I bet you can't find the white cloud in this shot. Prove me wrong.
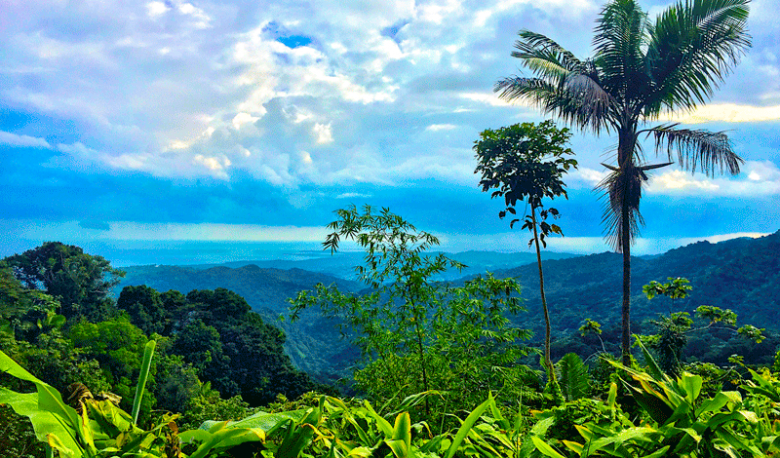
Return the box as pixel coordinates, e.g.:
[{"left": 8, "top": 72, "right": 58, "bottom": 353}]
[
  {"left": 232, "top": 112, "right": 259, "bottom": 130},
  {"left": 336, "top": 192, "right": 373, "bottom": 199},
  {"left": 661, "top": 103, "right": 780, "bottom": 123},
  {"left": 572, "top": 167, "right": 609, "bottom": 187},
  {"left": 0, "top": 130, "right": 51, "bottom": 148},
  {"left": 0, "top": 0, "right": 776, "bottom": 194},
  {"left": 646, "top": 161, "right": 780, "bottom": 197},
  {"left": 458, "top": 92, "right": 515, "bottom": 107},
  {"left": 426, "top": 123, "right": 457, "bottom": 131},
  {"left": 177, "top": 2, "right": 211, "bottom": 29},
  {"left": 313, "top": 122, "right": 333, "bottom": 144},
  {"left": 193, "top": 154, "right": 231, "bottom": 178},
  {"left": 9, "top": 219, "right": 332, "bottom": 243},
  {"left": 647, "top": 170, "right": 721, "bottom": 192},
  {"left": 146, "top": 1, "right": 169, "bottom": 18},
  {"left": 441, "top": 231, "right": 772, "bottom": 255}
]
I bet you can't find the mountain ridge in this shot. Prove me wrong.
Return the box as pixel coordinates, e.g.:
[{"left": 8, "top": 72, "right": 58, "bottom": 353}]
[{"left": 114, "top": 231, "right": 780, "bottom": 379}]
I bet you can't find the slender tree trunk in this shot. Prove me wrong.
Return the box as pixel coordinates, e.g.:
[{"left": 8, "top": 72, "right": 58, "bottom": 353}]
[
  {"left": 413, "top": 314, "right": 430, "bottom": 415},
  {"left": 531, "top": 207, "right": 554, "bottom": 379},
  {"left": 617, "top": 125, "right": 636, "bottom": 367},
  {"left": 621, "top": 203, "right": 632, "bottom": 367}
]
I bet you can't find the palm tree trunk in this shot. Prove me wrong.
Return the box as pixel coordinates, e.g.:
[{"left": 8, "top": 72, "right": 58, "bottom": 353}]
[
  {"left": 531, "top": 207, "right": 554, "bottom": 379},
  {"left": 621, "top": 203, "right": 631, "bottom": 366}
]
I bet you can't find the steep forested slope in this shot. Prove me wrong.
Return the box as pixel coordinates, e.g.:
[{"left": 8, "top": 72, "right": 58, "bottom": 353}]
[
  {"left": 115, "top": 232, "right": 780, "bottom": 378},
  {"left": 487, "top": 231, "right": 780, "bottom": 336},
  {"left": 478, "top": 231, "right": 780, "bottom": 364},
  {"left": 118, "top": 264, "right": 360, "bottom": 310},
  {"left": 116, "top": 265, "right": 362, "bottom": 380}
]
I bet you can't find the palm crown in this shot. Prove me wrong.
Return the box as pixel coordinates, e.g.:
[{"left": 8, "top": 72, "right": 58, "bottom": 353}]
[{"left": 496, "top": 0, "right": 750, "bottom": 363}]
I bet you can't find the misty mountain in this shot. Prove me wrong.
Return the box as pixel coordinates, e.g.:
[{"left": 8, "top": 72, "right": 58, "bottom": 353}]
[{"left": 114, "top": 232, "right": 780, "bottom": 380}]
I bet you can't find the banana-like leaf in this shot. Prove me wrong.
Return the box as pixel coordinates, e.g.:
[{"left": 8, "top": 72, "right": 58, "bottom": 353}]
[
  {"left": 0, "top": 350, "right": 94, "bottom": 457},
  {"left": 679, "top": 372, "right": 702, "bottom": 404},
  {"left": 364, "top": 401, "right": 395, "bottom": 437},
  {"left": 562, "top": 439, "right": 583, "bottom": 454},
  {"left": 640, "top": 445, "right": 670, "bottom": 458},
  {"left": 443, "top": 395, "right": 494, "bottom": 458},
  {"left": 185, "top": 427, "right": 267, "bottom": 458},
  {"left": 215, "top": 410, "right": 307, "bottom": 431},
  {"left": 392, "top": 412, "right": 412, "bottom": 443},
  {"left": 696, "top": 391, "right": 740, "bottom": 417},
  {"left": 275, "top": 405, "right": 322, "bottom": 458},
  {"left": 531, "top": 436, "right": 566, "bottom": 458}
]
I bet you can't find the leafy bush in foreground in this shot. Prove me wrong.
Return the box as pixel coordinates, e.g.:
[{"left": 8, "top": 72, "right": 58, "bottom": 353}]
[{"left": 9, "top": 338, "right": 780, "bottom": 458}]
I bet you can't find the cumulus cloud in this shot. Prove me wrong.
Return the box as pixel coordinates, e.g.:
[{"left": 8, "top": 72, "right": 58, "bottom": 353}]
[
  {"left": 0, "top": 0, "right": 606, "bottom": 189},
  {"left": 646, "top": 161, "right": 780, "bottom": 197},
  {"left": 313, "top": 123, "right": 334, "bottom": 144},
  {"left": 2, "top": 0, "right": 779, "bottom": 245}
]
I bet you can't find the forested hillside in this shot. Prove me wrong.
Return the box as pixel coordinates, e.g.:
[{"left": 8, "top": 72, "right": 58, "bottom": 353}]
[
  {"left": 486, "top": 231, "right": 779, "bottom": 331},
  {"left": 117, "top": 264, "right": 361, "bottom": 310},
  {"left": 483, "top": 231, "right": 780, "bottom": 363},
  {"left": 152, "top": 250, "right": 576, "bottom": 281},
  {"left": 113, "top": 231, "right": 780, "bottom": 379},
  {"left": 116, "top": 264, "right": 362, "bottom": 380}
]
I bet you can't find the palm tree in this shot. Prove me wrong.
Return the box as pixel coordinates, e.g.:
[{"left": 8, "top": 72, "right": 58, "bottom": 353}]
[{"left": 496, "top": 0, "right": 749, "bottom": 365}]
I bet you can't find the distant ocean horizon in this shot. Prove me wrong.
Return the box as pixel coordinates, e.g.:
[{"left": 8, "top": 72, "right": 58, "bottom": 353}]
[
  {"left": 3, "top": 240, "right": 343, "bottom": 268},
  {"left": 2, "top": 239, "right": 552, "bottom": 268}
]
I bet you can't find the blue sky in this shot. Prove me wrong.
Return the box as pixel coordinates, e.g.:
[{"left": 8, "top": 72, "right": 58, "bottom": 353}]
[{"left": 1, "top": 0, "right": 779, "bottom": 262}]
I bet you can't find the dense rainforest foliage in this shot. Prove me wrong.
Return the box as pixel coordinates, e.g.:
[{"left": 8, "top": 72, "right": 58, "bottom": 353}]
[
  {"left": 2, "top": 224, "right": 780, "bottom": 458},
  {"left": 0, "top": 242, "right": 323, "bottom": 457},
  {"left": 2, "top": 0, "right": 777, "bottom": 456},
  {"left": 113, "top": 229, "right": 780, "bottom": 383}
]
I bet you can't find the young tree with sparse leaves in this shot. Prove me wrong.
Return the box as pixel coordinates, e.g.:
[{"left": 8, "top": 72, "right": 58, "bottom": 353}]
[{"left": 474, "top": 120, "right": 577, "bottom": 380}]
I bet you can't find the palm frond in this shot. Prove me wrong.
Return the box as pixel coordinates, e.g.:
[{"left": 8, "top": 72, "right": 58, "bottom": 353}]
[
  {"left": 498, "top": 30, "right": 617, "bottom": 133},
  {"left": 512, "top": 30, "right": 585, "bottom": 77},
  {"left": 496, "top": 76, "right": 614, "bottom": 134},
  {"left": 645, "top": 0, "right": 751, "bottom": 115},
  {"left": 557, "top": 353, "right": 591, "bottom": 401},
  {"left": 649, "top": 124, "right": 743, "bottom": 176},
  {"left": 598, "top": 165, "right": 646, "bottom": 252},
  {"left": 593, "top": 0, "right": 651, "bottom": 102}
]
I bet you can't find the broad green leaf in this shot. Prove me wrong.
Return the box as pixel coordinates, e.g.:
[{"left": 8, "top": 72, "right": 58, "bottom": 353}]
[
  {"left": 365, "top": 402, "right": 394, "bottom": 438},
  {"left": 187, "top": 428, "right": 267, "bottom": 458},
  {"left": 348, "top": 446, "right": 373, "bottom": 457},
  {"left": 640, "top": 446, "right": 670, "bottom": 458},
  {"left": 443, "top": 395, "right": 494, "bottom": 458},
  {"left": 738, "top": 410, "right": 759, "bottom": 423},
  {"left": 275, "top": 406, "right": 321, "bottom": 458},
  {"left": 0, "top": 351, "right": 91, "bottom": 457},
  {"left": 223, "top": 410, "right": 307, "bottom": 431},
  {"left": 679, "top": 372, "right": 702, "bottom": 403},
  {"left": 607, "top": 382, "right": 617, "bottom": 411},
  {"left": 386, "top": 439, "right": 412, "bottom": 458},
  {"left": 531, "top": 436, "right": 566, "bottom": 458},
  {"left": 392, "top": 412, "right": 412, "bottom": 445},
  {"left": 575, "top": 425, "right": 594, "bottom": 442},
  {"left": 531, "top": 416, "right": 555, "bottom": 436},
  {"left": 132, "top": 340, "right": 156, "bottom": 425},
  {"left": 696, "top": 391, "right": 740, "bottom": 416},
  {"left": 562, "top": 440, "right": 583, "bottom": 454}
]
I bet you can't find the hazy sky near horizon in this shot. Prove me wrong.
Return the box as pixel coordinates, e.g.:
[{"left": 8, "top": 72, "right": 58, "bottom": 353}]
[{"left": 1, "top": 0, "right": 779, "bottom": 260}]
